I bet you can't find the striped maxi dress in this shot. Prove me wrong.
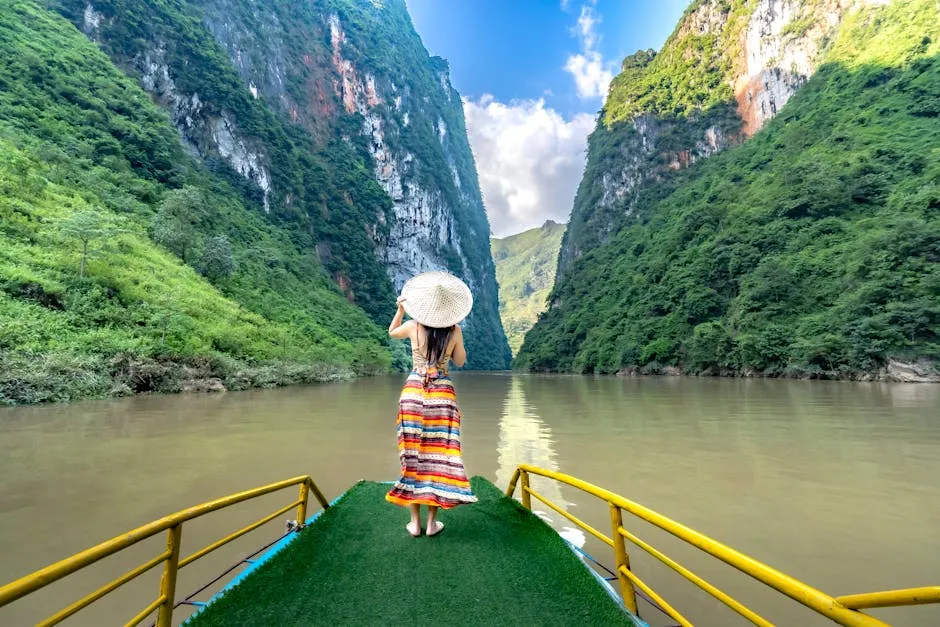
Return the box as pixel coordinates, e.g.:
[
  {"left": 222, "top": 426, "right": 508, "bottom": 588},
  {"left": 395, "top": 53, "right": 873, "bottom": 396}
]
[{"left": 386, "top": 360, "right": 477, "bottom": 509}]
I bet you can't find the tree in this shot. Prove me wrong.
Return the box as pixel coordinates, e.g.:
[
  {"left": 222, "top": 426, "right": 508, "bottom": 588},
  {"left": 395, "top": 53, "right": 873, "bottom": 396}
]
[
  {"left": 58, "top": 209, "right": 117, "bottom": 277},
  {"left": 150, "top": 186, "right": 206, "bottom": 262},
  {"left": 146, "top": 290, "right": 181, "bottom": 349},
  {"left": 151, "top": 211, "right": 199, "bottom": 262},
  {"left": 199, "top": 235, "right": 236, "bottom": 281}
]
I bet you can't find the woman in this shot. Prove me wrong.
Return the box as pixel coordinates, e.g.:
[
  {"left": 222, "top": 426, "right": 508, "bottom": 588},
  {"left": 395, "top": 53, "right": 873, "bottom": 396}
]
[{"left": 386, "top": 271, "right": 478, "bottom": 537}]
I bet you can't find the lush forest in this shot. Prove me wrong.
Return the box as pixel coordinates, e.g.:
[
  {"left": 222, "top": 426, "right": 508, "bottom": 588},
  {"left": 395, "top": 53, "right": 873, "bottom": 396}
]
[
  {"left": 491, "top": 221, "right": 565, "bottom": 356},
  {"left": 518, "top": 1, "right": 940, "bottom": 380},
  {"left": 0, "top": 0, "right": 397, "bottom": 404}
]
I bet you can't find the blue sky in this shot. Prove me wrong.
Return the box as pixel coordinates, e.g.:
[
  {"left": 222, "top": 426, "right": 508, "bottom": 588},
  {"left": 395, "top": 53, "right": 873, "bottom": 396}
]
[
  {"left": 407, "top": 0, "right": 688, "bottom": 117},
  {"left": 405, "top": 0, "right": 689, "bottom": 237}
]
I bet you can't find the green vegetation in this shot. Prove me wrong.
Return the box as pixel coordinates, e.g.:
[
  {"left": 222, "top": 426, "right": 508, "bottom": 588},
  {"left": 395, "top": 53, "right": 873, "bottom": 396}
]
[
  {"left": 604, "top": 0, "right": 751, "bottom": 125},
  {"left": 1, "top": 0, "right": 512, "bottom": 403},
  {"left": 558, "top": 0, "right": 757, "bottom": 277},
  {"left": 186, "top": 478, "right": 632, "bottom": 626},
  {"left": 57, "top": 208, "right": 123, "bottom": 278},
  {"left": 0, "top": 0, "right": 394, "bottom": 404},
  {"left": 491, "top": 221, "right": 566, "bottom": 356},
  {"left": 518, "top": 1, "right": 940, "bottom": 379},
  {"left": 557, "top": 99, "right": 741, "bottom": 276}
]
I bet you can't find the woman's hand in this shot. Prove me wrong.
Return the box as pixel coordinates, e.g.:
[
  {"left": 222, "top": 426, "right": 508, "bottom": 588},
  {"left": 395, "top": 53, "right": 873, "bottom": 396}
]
[{"left": 389, "top": 297, "right": 408, "bottom": 338}]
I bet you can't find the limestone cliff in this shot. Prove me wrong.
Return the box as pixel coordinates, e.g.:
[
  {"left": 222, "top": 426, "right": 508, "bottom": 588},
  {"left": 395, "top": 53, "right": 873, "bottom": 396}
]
[
  {"left": 52, "top": 0, "right": 510, "bottom": 368},
  {"left": 558, "top": 0, "right": 878, "bottom": 277}
]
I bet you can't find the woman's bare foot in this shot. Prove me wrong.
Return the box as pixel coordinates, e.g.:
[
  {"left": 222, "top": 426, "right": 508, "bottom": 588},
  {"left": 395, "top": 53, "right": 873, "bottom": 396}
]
[
  {"left": 406, "top": 521, "right": 421, "bottom": 537},
  {"left": 426, "top": 520, "right": 444, "bottom": 537}
]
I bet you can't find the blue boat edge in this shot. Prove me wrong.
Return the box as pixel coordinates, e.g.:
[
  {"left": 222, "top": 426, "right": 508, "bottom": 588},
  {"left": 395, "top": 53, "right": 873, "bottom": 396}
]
[{"left": 180, "top": 482, "right": 361, "bottom": 624}]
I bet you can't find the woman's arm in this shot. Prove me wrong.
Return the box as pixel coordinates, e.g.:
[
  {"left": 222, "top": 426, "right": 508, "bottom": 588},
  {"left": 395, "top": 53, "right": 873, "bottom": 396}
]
[
  {"left": 450, "top": 325, "right": 467, "bottom": 367},
  {"left": 388, "top": 299, "right": 414, "bottom": 339}
]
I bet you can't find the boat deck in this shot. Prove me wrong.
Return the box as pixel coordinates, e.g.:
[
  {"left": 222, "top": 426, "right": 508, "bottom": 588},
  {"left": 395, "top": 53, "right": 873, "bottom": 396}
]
[{"left": 185, "top": 477, "right": 633, "bottom": 626}]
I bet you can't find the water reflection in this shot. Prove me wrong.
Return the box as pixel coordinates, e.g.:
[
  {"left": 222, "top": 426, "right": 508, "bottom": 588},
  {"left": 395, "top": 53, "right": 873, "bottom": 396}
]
[{"left": 495, "top": 377, "right": 586, "bottom": 547}]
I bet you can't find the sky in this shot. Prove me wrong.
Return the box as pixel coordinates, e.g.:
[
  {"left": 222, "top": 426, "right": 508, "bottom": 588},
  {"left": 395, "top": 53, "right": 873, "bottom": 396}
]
[{"left": 405, "top": 0, "right": 689, "bottom": 238}]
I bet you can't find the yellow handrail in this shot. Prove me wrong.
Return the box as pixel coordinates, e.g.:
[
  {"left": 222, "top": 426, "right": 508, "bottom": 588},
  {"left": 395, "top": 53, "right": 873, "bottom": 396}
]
[
  {"left": 0, "top": 475, "right": 329, "bottom": 627},
  {"left": 507, "top": 464, "right": 940, "bottom": 626},
  {"left": 836, "top": 587, "right": 940, "bottom": 610}
]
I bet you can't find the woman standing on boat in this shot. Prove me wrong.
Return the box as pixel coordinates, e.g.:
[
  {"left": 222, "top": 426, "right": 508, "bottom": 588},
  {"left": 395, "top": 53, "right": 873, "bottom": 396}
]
[{"left": 386, "top": 271, "right": 478, "bottom": 537}]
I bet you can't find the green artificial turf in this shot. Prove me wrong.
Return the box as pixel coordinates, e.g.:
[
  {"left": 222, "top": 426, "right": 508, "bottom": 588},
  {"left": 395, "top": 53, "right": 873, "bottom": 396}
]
[{"left": 185, "top": 477, "right": 632, "bottom": 626}]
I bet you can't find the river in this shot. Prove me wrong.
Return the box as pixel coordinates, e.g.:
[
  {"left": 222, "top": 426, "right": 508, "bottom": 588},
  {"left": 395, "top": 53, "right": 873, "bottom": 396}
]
[{"left": 1, "top": 374, "right": 938, "bottom": 626}]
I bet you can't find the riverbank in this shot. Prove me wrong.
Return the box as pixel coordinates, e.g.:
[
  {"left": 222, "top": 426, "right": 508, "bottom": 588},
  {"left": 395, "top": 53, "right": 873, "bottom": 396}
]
[
  {"left": 0, "top": 351, "right": 383, "bottom": 406},
  {"left": 611, "top": 357, "right": 940, "bottom": 383},
  {"left": 8, "top": 351, "right": 937, "bottom": 407}
]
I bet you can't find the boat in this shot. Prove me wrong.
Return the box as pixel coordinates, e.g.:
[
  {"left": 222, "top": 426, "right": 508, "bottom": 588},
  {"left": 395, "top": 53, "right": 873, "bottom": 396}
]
[{"left": 1, "top": 464, "right": 937, "bottom": 626}]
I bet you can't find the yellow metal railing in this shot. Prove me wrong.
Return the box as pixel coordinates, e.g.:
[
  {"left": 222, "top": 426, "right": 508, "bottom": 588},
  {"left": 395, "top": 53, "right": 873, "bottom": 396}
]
[
  {"left": 0, "top": 475, "right": 329, "bottom": 627},
  {"left": 507, "top": 465, "right": 940, "bottom": 627}
]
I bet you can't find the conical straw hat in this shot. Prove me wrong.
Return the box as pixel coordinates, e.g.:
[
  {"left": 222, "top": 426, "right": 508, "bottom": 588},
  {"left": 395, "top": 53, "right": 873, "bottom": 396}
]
[{"left": 400, "top": 271, "right": 473, "bottom": 328}]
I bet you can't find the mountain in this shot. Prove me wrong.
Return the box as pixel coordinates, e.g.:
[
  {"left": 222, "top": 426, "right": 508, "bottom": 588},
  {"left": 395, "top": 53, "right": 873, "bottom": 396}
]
[
  {"left": 518, "top": 0, "right": 939, "bottom": 381},
  {"left": 0, "top": 0, "right": 508, "bottom": 404},
  {"left": 558, "top": 0, "right": 882, "bottom": 277},
  {"left": 491, "top": 221, "right": 566, "bottom": 356},
  {"left": 55, "top": 0, "right": 510, "bottom": 369}
]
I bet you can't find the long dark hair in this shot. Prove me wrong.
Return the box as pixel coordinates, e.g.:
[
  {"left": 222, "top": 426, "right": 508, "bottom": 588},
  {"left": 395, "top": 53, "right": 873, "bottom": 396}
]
[{"left": 422, "top": 324, "right": 454, "bottom": 364}]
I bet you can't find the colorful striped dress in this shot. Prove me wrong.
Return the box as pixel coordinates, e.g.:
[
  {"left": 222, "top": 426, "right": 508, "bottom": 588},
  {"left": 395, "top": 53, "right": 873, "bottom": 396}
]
[{"left": 386, "top": 345, "right": 477, "bottom": 509}]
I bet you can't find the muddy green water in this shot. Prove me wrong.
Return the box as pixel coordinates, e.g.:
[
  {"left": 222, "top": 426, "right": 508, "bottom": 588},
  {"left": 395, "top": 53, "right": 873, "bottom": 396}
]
[{"left": 1, "top": 375, "right": 938, "bottom": 626}]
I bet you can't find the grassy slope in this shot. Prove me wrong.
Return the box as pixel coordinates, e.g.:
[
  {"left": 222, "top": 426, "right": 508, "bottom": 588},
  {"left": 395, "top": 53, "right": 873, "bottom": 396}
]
[
  {"left": 0, "top": 0, "right": 393, "bottom": 404},
  {"left": 186, "top": 479, "right": 632, "bottom": 626},
  {"left": 491, "top": 222, "right": 566, "bottom": 356},
  {"left": 518, "top": 0, "right": 940, "bottom": 378}
]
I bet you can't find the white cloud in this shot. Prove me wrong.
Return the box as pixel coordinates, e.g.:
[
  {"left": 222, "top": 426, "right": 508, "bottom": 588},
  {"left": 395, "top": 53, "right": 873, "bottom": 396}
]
[
  {"left": 565, "top": 51, "right": 613, "bottom": 100},
  {"left": 463, "top": 95, "right": 595, "bottom": 238},
  {"left": 576, "top": 6, "right": 598, "bottom": 49},
  {"left": 565, "top": 4, "right": 614, "bottom": 100}
]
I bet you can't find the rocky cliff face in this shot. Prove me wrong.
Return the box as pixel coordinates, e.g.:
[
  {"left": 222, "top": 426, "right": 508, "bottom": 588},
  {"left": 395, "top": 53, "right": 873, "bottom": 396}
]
[
  {"left": 558, "top": 0, "right": 871, "bottom": 277},
  {"left": 323, "top": 15, "right": 473, "bottom": 288},
  {"left": 312, "top": 1, "right": 508, "bottom": 367},
  {"left": 53, "top": 0, "right": 510, "bottom": 368},
  {"left": 80, "top": 1, "right": 276, "bottom": 212}
]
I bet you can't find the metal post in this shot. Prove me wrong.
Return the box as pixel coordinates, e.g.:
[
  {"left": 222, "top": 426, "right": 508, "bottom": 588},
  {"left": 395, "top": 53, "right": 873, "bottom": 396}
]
[
  {"left": 520, "top": 471, "right": 531, "bottom": 510},
  {"left": 506, "top": 469, "right": 521, "bottom": 498},
  {"left": 610, "top": 503, "right": 639, "bottom": 615},
  {"left": 156, "top": 524, "right": 182, "bottom": 627},
  {"left": 296, "top": 480, "right": 310, "bottom": 528}
]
